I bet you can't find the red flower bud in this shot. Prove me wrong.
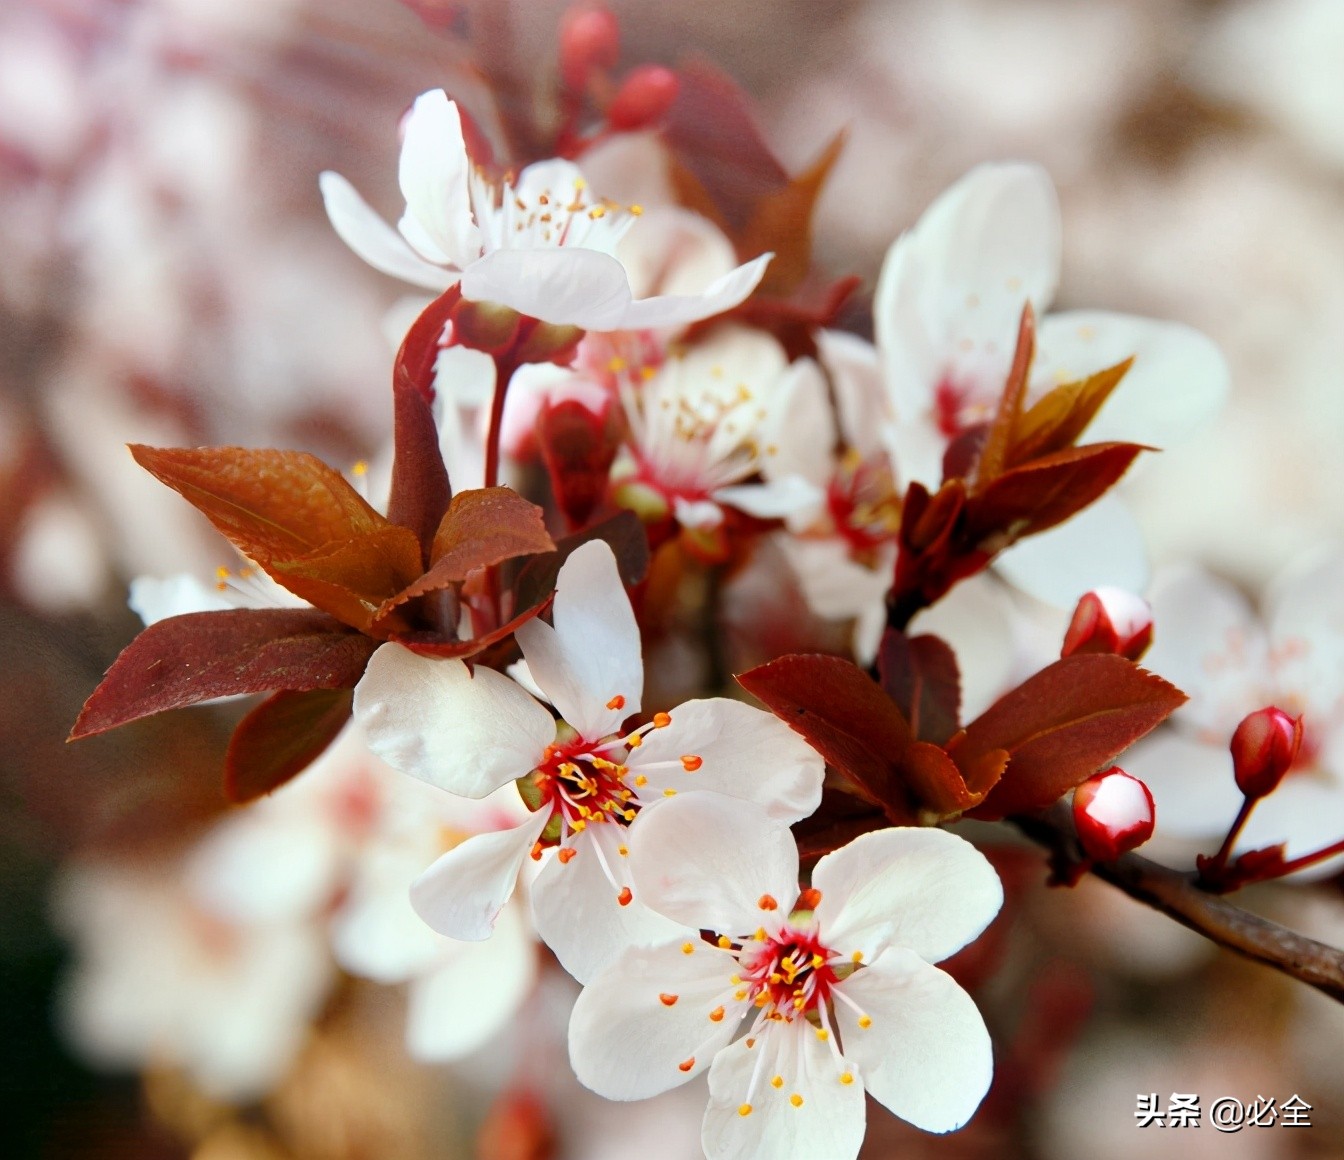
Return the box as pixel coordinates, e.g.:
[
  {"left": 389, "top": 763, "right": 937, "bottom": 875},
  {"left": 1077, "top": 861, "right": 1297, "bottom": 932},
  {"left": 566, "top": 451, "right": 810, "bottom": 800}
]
[
  {"left": 1230, "top": 706, "right": 1302, "bottom": 799},
  {"left": 1072, "top": 767, "right": 1155, "bottom": 862},
  {"left": 606, "top": 65, "right": 680, "bottom": 131},
  {"left": 1060, "top": 587, "right": 1153, "bottom": 662},
  {"left": 559, "top": 5, "right": 620, "bottom": 93}
]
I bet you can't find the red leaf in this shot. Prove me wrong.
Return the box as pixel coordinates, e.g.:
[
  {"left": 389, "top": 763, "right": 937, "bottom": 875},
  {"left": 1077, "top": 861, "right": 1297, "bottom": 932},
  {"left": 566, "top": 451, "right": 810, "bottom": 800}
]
[
  {"left": 270, "top": 528, "right": 424, "bottom": 633},
  {"left": 430, "top": 487, "right": 554, "bottom": 578},
  {"left": 737, "top": 653, "right": 911, "bottom": 807},
  {"left": 966, "top": 442, "right": 1145, "bottom": 544},
  {"left": 955, "top": 654, "right": 1187, "bottom": 819},
  {"left": 394, "top": 591, "right": 553, "bottom": 658},
  {"left": 70, "top": 609, "right": 376, "bottom": 739},
  {"left": 1008, "top": 359, "right": 1133, "bottom": 468},
  {"left": 536, "top": 399, "right": 621, "bottom": 530},
  {"left": 224, "top": 688, "right": 353, "bottom": 802},
  {"left": 973, "top": 303, "right": 1035, "bottom": 489},
  {"left": 878, "top": 631, "right": 961, "bottom": 745}
]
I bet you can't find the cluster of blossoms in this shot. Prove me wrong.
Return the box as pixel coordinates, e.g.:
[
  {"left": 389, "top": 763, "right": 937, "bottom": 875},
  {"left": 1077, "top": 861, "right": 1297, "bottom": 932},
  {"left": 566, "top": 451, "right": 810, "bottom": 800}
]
[{"left": 55, "top": 7, "right": 1344, "bottom": 1157}]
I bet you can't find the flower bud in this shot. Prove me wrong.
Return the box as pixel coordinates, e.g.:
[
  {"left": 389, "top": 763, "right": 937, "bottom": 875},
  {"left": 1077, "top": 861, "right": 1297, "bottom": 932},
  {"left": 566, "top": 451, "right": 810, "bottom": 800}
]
[
  {"left": 1072, "top": 767, "right": 1155, "bottom": 862},
  {"left": 606, "top": 65, "right": 680, "bottom": 131},
  {"left": 1230, "top": 706, "right": 1302, "bottom": 799},
  {"left": 1060, "top": 587, "right": 1153, "bottom": 662},
  {"left": 559, "top": 5, "right": 620, "bottom": 93}
]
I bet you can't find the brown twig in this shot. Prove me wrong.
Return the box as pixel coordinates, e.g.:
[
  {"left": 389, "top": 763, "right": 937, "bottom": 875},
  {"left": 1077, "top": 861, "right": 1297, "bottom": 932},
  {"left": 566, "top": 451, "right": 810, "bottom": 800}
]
[{"left": 1011, "top": 813, "right": 1344, "bottom": 1004}]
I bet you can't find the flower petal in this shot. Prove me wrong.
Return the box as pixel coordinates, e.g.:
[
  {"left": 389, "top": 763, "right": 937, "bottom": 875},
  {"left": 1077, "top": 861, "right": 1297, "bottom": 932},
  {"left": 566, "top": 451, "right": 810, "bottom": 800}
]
[
  {"left": 617, "top": 205, "right": 739, "bottom": 298},
  {"left": 614, "top": 253, "right": 772, "bottom": 331},
  {"left": 1121, "top": 730, "right": 1240, "bottom": 841},
  {"left": 992, "top": 494, "right": 1149, "bottom": 609},
  {"left": 409, "top": 808, "right": 548, "bottom": 941},
  {"left": 813, "top": 827, "right": 1002, "bottom": 965},
  {"left": 702, "top": 1022, "right": 866, "bottom": 1160},
  {"left": 758, "top": 358, "right": 835, "bottom": 494},
  {"left": 397, "top": 90, "right": 479, "bottom": 268},
  {"left": 129, "top": 574, "right": 230, "bottom": 625},
  {"left": 628, "top": 698, "right": 825, "bottom": 823},
  {"left": 1267, "top": 547, "right": 1344, "bottom": 711},
  {"left": 712, "top": 476, "right": 824, "bottom": 522},
  {"left": 532, "top": 821, "right": 689, "bottom": 984},
  {"left": 568, "top": 938, "right": 744, "bottom": 1100},
  {"left": 319, "top": 170, "right": 456, "bottom": 291},
  {"left": 833, "top": 948, "right": 993, "bottom": 1133},
  {"left": 1034, "top": 311, "right": 1229, "bottom": 449},
  {"left": 818, "top": 329, "right": 892, "bottom": 462},
  {"left": 627, "top": 795, "right": 798, "bottom": 935},
  {"left": 461, "top": 247, "right": 634, "bottom": 329},
  {"left": 353, "top": 643, "right": 556, "bottom": 798},
  {"left": 405, "top": 902, "right": 537, "bottom": 1061},
  {"left": 514, "top": 540, "right": 642, "bottom": 741}
]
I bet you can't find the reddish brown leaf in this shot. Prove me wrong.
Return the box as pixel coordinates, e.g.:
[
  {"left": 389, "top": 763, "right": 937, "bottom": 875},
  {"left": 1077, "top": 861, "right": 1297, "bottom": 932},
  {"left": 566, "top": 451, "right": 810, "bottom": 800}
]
[
  {"left": 737, "top": 653, "right": 912, "bottom": 807},
  {"left": 429, "top": 487, "right": 554, "bottom": 578},
  {"left": 394, "top": 591, "right": 553, "bottom": 658},
  {"left": 1008, "top": 359, "right": 1133, "bottom": 468},
  {"left": 967, "top": 442, "right": 1145, "bottom": 544},
  {"left": 901, "top": 740, "right": 994, "bottom": 819},
  {"left": 537, "top": 399, "right": 621, "bottom": 530},
  {"left": 70, "top": 609, "right": 376, "bottom": 739},
  {"left": 389, "top": 373, "right": 453, "bottom": 564},
  {"left": 955, "top": 654, "right": 1187, "bottom": 819},
  {"left": 878, "top": 631, "right": 961, "bottom": 745},
  {"left": 224, "top": 688, "right": 353, "bottom": 802},
  {"left": 393, "top": 286, "right": 461, "bottom": 406},
  {"left": 973, "top": 302, "right": 1036, "bottom": 489},
  {"left": 512, "top": 510, "right": 650, "bottom": 614},
  {"left": 271, "top": 528, "right": 424, "bottom": 633}
]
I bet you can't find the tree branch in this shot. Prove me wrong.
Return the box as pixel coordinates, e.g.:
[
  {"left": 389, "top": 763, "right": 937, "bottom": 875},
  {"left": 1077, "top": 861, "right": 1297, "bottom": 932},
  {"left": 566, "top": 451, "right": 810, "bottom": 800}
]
[{"left": 1012, "top": 813, "right": 1344, "bottom": 1004}]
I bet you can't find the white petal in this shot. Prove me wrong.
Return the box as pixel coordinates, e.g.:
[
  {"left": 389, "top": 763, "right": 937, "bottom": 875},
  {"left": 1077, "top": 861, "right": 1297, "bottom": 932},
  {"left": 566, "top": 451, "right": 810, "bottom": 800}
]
[
  {"left": 568, "top": 939, "right": 743, "bottom": 1100},
  {"left": 532, "top": 823, "right": 688, "bottom": 984},
  {"left": 128, "top": 573, "right": 231, "bottom": 625},
  {"left": 702, "top": 1023, "right": 866, "bottom": 1160},
  {"left": 409, "top": 808, "right": 548, "bottom": 941},
  {"left": 834, "top": 949, "right": 993, "bottom": 1133},
  {"left": 319, "top": 170, "right": 456, "bottom": 291},
  {"left": 713, "top": 476, "right": 824, "bottom": 522},
  {"left": 331, "top": 845, "right": 445, "bottom": 982},
  {"left": 778, "top": 537, "right": 891, "bottom": 625},
  {"left": 397, "top": 90, "right": 479, "bottom": 268},
  {"left": 759, "top": 358, "right": 835, "bottom": 494},
  {"left": 1121, "top": 730, "right": 1240, "bottom": 841},
  {"left": 1267, "top": 547, "right": 1344, "bottom": 710},
  {"left": 673, "top": 497, "right": 726, "bottom": 529},
  {"left": 514, "top": 540, "right": 642, "bottom": 741},
  {"left": 627, "top": 795, "right": 798, "bottom": 935},
  {"left": 906, "top": 572, "right": 1015, "bottom": 722},
  {"left": 813, "top": 828, "right": 1002, "bottom": 965},
  {"left": 630, "top": 698, "right": 824, "bottom": 822},
  {"left": 993, "top": 494, "right": 1149, "bottom": 609},
  {"left": 1034, "top": 311, "right": 1229, "bottom": 448},
  {"left": 817, "top": 329, "right": 893, "bottom": 462},
  {"left": 614, "top": 253, "right": 772, "bottom": 331},
  {"left": 461, "top": 247, "right": 634, "bottom": 329},
  {"left": 616, "top": 205, "right": 739, "bottom": 299},
  {"left": 405, "top": 903, "right": 537, "bottom": 1061},
  {"left": 353, "top": 644, "right": 556, "bottom": 798}
]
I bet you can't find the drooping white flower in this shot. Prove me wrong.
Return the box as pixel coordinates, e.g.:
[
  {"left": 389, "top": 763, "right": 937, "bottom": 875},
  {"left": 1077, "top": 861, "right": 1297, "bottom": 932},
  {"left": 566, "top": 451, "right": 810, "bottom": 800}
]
[
  {"left": 353, "top": 539, "right": 825, "bottom": 983},
  {"left": 321, "top": 89, "right": 770, "bottom": 332},
  {"left": 1123, "top": 552, "right": 1344, "bottom": 875},
  {"left": 875, "top": 161, "right": 1230, "bottom": 607},
  {"left": 568, "top": 796, "right": 1003, "bottom": 1160}
]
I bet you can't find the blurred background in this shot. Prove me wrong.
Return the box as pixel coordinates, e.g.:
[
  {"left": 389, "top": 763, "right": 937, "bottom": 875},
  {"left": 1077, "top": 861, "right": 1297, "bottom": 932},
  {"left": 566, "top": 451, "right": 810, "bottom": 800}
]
[{"left": 3, "top": 0, "right": 1344, "bottom": 1156}]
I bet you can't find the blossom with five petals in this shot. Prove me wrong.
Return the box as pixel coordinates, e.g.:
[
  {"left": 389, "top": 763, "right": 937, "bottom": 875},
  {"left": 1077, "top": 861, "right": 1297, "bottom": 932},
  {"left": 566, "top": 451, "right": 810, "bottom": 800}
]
[
  {"left": 568, "top": 796, "right": 1003, "bottom": 1160},
  {"left": 352, "top": 540, "right": 825, "bottom": 982},
  {"left": 321, "top": 89, "right": 771, "bottom": 332}
]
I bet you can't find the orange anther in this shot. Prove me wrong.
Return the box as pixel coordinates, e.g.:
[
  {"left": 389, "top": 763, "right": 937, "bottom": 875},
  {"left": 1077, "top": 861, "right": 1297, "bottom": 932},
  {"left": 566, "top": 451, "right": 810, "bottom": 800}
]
[
  {"left": 557, "top": 846, "right": 578, "bottom": 864},
  {"left": 680, "top": 754, "right": 703, "bottom": 772},
  {"left": 653, "top": 712, "right": 672, "bottom": 728},
  {"left": 530, "top": 842, "right": 544, "bottom": 861},
  {"left": 659, "top": 993, "right": 679, "bottom": 1006},
  {"left": 617, "top": 886, "right": 633, "bottom": 906},
  {"left": 678, "top": 1057, "right": 695, "bottom": 1072},
  {"left": 757, "top": 894, "right": 779, "bottom": 911},
  {"left": 607, "top": 695, "right": 626, "bottom": 710},
  {"left": 709, "top": 1006, "right": 725, "bottom": 1022},
  {"left": 797, "top": 887, "right": 822, "bottom": 910}
]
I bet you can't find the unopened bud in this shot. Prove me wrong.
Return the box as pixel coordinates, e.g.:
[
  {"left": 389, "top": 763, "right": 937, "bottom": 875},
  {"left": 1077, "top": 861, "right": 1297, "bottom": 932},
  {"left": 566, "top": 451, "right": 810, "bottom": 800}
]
[
  {"left": 1061, "top": 587, "right": 1153, "bottom": 662},
  {"left": 606, "top": 65, "right": 680, "bottom": 131},
  {"left": 559, "top": 5, "right": 620, "bottom": 93},
  {"left": 1230, "top": 706, "right": 1302, "bottom": 799},
  {"left": 1072, "top": 767, "right": 1155, "bottom": 862}
]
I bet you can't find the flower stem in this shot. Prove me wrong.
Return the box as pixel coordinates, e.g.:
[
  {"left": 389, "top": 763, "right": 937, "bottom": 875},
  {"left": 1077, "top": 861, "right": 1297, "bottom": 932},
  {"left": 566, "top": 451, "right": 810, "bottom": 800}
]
[{"left": 1199, "top": 795, "right": 1258, "bottom": 885}]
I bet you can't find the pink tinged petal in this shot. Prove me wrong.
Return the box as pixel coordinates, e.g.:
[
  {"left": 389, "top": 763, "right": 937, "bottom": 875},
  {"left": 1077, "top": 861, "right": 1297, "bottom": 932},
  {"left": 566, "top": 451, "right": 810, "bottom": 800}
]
[
  {"left": 992, "top": 494, "right": 1149, "bottom": 609},
  {"left": 461, "top": 247, "right": 635, "bottom": 329},
  {"left": 514, "top": 540, "right": 642, "bottom": 741},
  {"left": 568, "top": 939, "right": 744, "bottom": 1100},
  {"left": 702, "top": 1023, "right": 867, "bottom": 1160},
  {"left": 813, "top": 827, "right": 1002, "bottom": 965},
  {"left": 319, "top": 170, "right": 457, "bottom": 291},
  {"left": 409, "top": 807, "right": 549, "bottom": 941},
  {"left": 627, "top": 795, "right": 799, "bottom": 935},
  {"left": 1267, "top": 547, "right": 1344, "bottom": 710},
  {"left": 353, "top": 644, "right": 555, "bottom": 799},
  {"left": 397, "top": 90, "right": 479, "bottom": 268},
  {"left": 833, "top": 948, "right": 993, "bottom": 1134},
  {"left": 629, "top": 698, "right": 825, "bottom": 823},
  {"left": 712, "top": 476, "right": 824, "bottom": 521},
  {"left": 617, "top": 205, "right": 738, "bottom": 299},
  {"left": 1034, "top": 311, "right": 1229, "bottom": 449},
  {"left": 1142, "top": 564, "right": 1269, "bottom": 734},
  {"left": 817, "top": 329, "right": 892, "bottom": 462},
  {"left": 405, "top": 902, "right": 537, "bottom": 1061},
  {"left": 531, "top": 823, "right": 688, "bottom": 984},
  {"left": 613, "top": 252, "right": 772, "bottom": 331}
]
